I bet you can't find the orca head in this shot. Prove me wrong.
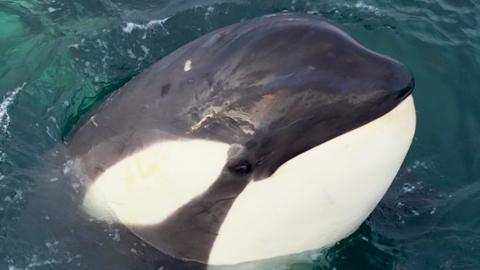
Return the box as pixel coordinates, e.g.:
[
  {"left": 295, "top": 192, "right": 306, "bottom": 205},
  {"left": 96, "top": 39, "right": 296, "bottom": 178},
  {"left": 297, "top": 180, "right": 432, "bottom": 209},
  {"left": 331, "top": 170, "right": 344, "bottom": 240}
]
[{"left": 74, "top": 14, "right": 417, "bottom": 265}]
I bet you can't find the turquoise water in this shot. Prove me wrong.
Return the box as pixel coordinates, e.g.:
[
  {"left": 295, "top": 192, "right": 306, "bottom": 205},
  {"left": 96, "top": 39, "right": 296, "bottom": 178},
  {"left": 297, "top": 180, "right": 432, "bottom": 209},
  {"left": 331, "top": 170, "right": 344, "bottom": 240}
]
[{"left": 0, "top": 0, "right": 479, "bottom": 269}]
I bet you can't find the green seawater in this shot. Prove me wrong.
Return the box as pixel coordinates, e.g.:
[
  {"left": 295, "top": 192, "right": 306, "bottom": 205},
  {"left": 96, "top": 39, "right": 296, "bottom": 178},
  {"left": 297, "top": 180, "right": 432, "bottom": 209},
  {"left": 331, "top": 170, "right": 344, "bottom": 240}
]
[{"left": 0, "top": 0, "right": 479, "bottom": 269}]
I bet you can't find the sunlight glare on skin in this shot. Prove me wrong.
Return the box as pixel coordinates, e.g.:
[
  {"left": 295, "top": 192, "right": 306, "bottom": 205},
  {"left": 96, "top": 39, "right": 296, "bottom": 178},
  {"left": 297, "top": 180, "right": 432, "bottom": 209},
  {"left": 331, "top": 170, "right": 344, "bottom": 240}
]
[{"left": 83, "top": 140, "right": 229, "bottom": 225}]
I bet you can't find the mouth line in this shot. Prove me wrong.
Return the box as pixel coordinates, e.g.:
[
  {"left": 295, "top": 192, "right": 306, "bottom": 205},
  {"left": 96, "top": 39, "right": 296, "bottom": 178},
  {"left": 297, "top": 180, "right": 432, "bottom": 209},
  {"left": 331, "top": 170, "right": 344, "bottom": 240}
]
[{"left": 397, "top": 76, "right": 415, "bottom": 100}]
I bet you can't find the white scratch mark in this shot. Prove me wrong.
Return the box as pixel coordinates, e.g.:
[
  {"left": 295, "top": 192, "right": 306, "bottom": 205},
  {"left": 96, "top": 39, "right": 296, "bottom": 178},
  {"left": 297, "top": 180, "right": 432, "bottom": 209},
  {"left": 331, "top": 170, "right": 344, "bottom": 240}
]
[
  {"left": 184, "top": 60, "right": 192, "bottom": 72},
  {"left": 90, "top": 116, "right": 99, "bottom": 127}
]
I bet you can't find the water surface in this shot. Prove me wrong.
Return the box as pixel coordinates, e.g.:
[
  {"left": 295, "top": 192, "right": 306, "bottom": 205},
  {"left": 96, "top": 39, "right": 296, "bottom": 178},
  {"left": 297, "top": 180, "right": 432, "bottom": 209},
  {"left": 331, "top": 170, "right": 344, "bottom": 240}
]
[{"left": 1, "top": 0, "right": 479, "bottom": 269}]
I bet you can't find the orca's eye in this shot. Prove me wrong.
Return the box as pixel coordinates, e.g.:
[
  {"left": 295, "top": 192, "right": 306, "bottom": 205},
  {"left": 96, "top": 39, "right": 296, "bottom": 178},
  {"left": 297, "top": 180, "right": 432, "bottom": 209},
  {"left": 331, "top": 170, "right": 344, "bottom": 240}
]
[{"left": 228, "top": 160, "right": 252, "bottom": 176}]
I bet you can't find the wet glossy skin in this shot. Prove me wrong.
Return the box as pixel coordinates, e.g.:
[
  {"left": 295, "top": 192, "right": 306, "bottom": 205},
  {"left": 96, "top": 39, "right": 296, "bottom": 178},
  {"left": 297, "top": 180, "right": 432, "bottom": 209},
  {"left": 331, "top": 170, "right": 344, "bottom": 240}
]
[{"left": 67, "top": 14, "right": 414, "bottom": 264}]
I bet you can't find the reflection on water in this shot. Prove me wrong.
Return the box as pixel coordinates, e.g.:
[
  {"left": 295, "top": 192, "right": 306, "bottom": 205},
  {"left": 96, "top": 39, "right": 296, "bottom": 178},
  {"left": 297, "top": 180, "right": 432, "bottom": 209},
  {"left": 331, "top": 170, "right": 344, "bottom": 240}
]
[{"left": 1, "top": 0, "right": 479, "bottom": 269}]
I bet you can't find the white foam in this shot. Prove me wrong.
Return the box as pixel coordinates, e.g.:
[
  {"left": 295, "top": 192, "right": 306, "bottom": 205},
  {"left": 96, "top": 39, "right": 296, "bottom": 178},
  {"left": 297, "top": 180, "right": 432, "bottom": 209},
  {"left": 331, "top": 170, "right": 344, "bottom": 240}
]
[
  {"left": 352, "top": 1, "right": 380, "bottom": 13},
  {"left": 339, "top": 1, "right": 380, "bottom": 15},
  {"left": 401, "top": 183, "right": 416, "bottom": 193},
  {"left": 406, "top": 160, "right": 429, "bottom": 173},
  {"left": 45, "top": 241, "right": 59, "bottom": 249},
  {"left": 140, "top": 45, "right": 150, "bottom": 55},
  {"left": 0, "top": 82, "right": 25, "bottom": 134},
  {"left": 205, "top": 6, "right": 215, "bottom": 16},
  {"left": 0, "top": 150, "right": 6, "bottom": 162},
  {"left": 122, "top": 17, "right": 170, "bottom": 34},
  {"left": 63, "top": 160, "right": 74, "bottom": 175},
  {"left": 111, "top": 228, "right": 121, "bottom": 242},
  {"left": 127, "top": 49, "right": 136, "bottom": 59},
  {"left": 25, "top": 255, "right": 58, "bottom": 269}
]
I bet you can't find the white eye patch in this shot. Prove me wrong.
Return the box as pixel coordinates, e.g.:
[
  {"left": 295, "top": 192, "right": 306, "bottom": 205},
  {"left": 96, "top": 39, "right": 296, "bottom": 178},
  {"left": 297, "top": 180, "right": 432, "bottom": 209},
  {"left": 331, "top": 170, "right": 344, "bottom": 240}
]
[{"left": 82, "top": 140, "right": 230, "bottom": 225}]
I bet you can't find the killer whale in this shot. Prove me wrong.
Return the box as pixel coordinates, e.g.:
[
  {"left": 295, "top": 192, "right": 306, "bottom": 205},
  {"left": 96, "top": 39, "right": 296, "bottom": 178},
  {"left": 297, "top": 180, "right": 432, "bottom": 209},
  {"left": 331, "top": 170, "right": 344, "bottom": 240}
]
[{"left": 67, "top": 14, "right": 416, "bottom": 265}]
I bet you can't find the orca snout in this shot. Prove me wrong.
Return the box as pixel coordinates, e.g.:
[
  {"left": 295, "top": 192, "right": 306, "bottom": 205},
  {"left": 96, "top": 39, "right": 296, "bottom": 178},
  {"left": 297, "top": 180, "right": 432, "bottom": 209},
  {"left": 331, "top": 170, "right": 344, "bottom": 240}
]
[
  {"left": 392, "top": 62, "right": 415, "bottom": 101},
  {"left": 399, "top": 74, "right": 415, "bottom": 99},
  {"left": 372, "top": 56, "right": 415, "bottom": 103},
  {"left": 354, "top": 59, "right": 415, "bottom": 116}
]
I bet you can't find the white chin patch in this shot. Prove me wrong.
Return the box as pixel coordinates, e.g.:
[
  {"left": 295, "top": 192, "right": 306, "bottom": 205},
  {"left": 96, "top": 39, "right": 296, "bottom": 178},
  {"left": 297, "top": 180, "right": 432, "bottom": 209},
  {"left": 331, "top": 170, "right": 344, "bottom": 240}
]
[
  {"left": 208, "top": 96, "right": 416, "bottom": 265},
  {"left": 82, "top": 96, "right": 416, "bottom": 266},
  {"left": 82, "top": 140, "right": 229, "bottom": 225}
]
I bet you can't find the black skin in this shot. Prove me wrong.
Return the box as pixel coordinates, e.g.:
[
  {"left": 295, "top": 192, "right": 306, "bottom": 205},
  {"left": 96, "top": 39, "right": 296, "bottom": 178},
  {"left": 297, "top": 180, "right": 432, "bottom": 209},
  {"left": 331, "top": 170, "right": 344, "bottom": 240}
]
[{"left": 66, "top": 14, "right": 414, "bottom": 264}]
